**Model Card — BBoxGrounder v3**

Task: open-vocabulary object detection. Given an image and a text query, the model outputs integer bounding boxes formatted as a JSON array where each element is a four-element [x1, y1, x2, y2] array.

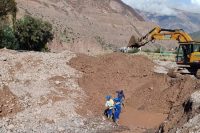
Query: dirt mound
[[69, 53, 154, 113], [69, 53, 198, 132], [0, 85, 21, 118], [157, 79, 200, 133]]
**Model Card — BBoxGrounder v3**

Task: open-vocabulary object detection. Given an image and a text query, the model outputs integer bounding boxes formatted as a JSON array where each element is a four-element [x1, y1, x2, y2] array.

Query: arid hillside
[[139, 8, 200, 33], [191, 31, 200, 41], [16, 0, 156, 54]]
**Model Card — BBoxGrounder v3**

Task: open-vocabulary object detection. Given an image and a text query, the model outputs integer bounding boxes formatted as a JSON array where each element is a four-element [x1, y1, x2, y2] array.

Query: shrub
[[0, 25, 16, 49], [0, 0, 17, 30], [154, 47, 161, 53], [15, 16, 53, 51], [143, 49, 152, 53], [128, 48, 140, 53], [0, 0, 17, 17]]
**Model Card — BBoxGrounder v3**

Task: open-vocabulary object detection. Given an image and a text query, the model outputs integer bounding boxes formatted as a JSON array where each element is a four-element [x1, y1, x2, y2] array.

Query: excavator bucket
[[127, 35, 140, 48]]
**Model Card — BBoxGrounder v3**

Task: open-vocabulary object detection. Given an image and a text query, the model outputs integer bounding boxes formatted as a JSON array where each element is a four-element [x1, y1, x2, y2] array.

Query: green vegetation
[[0, 25, 16, 49], [0, 15, 53, 51], [95, 36, 115, 50], [0, 1, 53, 51], [143, 49, 152, 52], [0, 0, 17, 17], [142, 48, 160, 53], [15, 16, 53, 51], [154, 47, 161, 53], [0, 0, 17, 30], [128, 48, 140, 53]]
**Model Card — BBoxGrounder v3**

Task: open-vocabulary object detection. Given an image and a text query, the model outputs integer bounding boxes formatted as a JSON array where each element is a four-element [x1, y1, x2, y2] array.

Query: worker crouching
[[105, 95, 114, 119]]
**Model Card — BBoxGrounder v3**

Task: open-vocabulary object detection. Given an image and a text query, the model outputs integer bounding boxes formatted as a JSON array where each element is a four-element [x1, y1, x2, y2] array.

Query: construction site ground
[[0, 49, 200, 133]]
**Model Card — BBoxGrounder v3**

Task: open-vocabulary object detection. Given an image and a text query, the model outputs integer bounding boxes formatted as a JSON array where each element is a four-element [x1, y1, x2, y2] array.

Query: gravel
[[0, 49, 114, 133]]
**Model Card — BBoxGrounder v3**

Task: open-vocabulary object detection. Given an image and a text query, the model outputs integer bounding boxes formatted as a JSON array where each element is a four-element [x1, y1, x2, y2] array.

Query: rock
[[0, 57, 7, 61], [55, 81, 61, 85], [72, 84, 77, 88], [147, 86, 153, 90], [8, 109, 13, 113], [37, 109, 41, 114], [4, 118, 9, 122], [67, 74, 70, 78], [4, 104, 9, 107], [7, 124, 15, 130], [191, 91, 200, 110], [58, 127, 65, 132]]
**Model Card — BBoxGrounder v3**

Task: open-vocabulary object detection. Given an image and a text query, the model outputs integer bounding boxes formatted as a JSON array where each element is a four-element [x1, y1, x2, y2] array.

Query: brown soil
[[0, 85, 21, 118], [69, 52, 198, 132]]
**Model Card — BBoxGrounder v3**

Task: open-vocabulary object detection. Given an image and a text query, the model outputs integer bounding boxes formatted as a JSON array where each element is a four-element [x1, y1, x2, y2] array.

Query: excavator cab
[[176, 42, 200, 66]]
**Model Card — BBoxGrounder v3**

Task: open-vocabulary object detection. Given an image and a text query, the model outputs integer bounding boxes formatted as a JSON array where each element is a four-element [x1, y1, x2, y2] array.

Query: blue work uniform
[[105, 96, 114, 118], [113, 98, 122, 122], [116, 90, 125, 105]]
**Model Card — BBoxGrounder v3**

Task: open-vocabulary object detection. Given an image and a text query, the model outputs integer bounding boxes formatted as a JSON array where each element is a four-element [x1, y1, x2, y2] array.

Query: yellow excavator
[[127, 26, 200, 77]]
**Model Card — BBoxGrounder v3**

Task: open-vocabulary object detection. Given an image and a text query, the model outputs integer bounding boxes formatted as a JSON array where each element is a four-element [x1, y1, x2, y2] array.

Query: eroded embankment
[[69, 53, 199, 132]]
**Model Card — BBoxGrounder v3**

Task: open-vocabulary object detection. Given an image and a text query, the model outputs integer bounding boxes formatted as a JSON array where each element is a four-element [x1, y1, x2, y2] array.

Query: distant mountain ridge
[[191, 31, 200, 41], [138, 8, 200, 33]]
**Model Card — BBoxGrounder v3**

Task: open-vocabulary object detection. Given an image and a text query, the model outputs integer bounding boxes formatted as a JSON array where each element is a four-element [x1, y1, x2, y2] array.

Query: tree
[[15, 16, 54, 51], [0, 0, 17, 16], [0, 0, 17, 30], [0, 26, 16, 49]]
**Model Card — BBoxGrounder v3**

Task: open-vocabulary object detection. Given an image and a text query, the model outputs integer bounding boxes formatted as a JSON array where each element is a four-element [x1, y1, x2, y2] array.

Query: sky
[[122, 0, 200, 15]]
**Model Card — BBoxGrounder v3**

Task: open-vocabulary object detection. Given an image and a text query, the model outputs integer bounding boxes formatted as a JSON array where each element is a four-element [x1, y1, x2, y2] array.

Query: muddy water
[[119, 106, 167, 132]]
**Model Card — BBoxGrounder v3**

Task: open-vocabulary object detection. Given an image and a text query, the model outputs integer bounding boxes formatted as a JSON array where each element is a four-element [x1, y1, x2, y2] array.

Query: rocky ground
[[0, 49, 118, 133]]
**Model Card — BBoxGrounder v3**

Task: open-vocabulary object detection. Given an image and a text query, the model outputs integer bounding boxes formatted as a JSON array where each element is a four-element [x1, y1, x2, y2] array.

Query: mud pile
[[69, 53, 154, 114], [158, 81, 200, 133], [69, 53, 198, 132]]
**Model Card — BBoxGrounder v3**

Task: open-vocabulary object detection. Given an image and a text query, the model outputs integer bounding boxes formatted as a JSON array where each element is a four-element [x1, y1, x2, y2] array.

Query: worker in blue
[[116, 90, 125, 107], [104, 95, 114, 119], [113, 97, 122, 125]]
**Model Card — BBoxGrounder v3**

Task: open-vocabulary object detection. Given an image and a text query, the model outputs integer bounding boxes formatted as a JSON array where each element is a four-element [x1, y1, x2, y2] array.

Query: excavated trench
[[69, 53, 199, 133]]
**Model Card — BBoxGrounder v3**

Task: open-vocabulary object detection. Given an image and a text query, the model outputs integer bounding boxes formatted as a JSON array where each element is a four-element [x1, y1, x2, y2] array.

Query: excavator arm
[[125, 26, 200, 78], [128, 26, 193, 48]]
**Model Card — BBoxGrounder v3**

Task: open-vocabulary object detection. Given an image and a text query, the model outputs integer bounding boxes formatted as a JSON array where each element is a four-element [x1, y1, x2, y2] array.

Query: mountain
[[16, 0, 156, 54], [191, 31, 200, 41], [138, 9, 200, 33]]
